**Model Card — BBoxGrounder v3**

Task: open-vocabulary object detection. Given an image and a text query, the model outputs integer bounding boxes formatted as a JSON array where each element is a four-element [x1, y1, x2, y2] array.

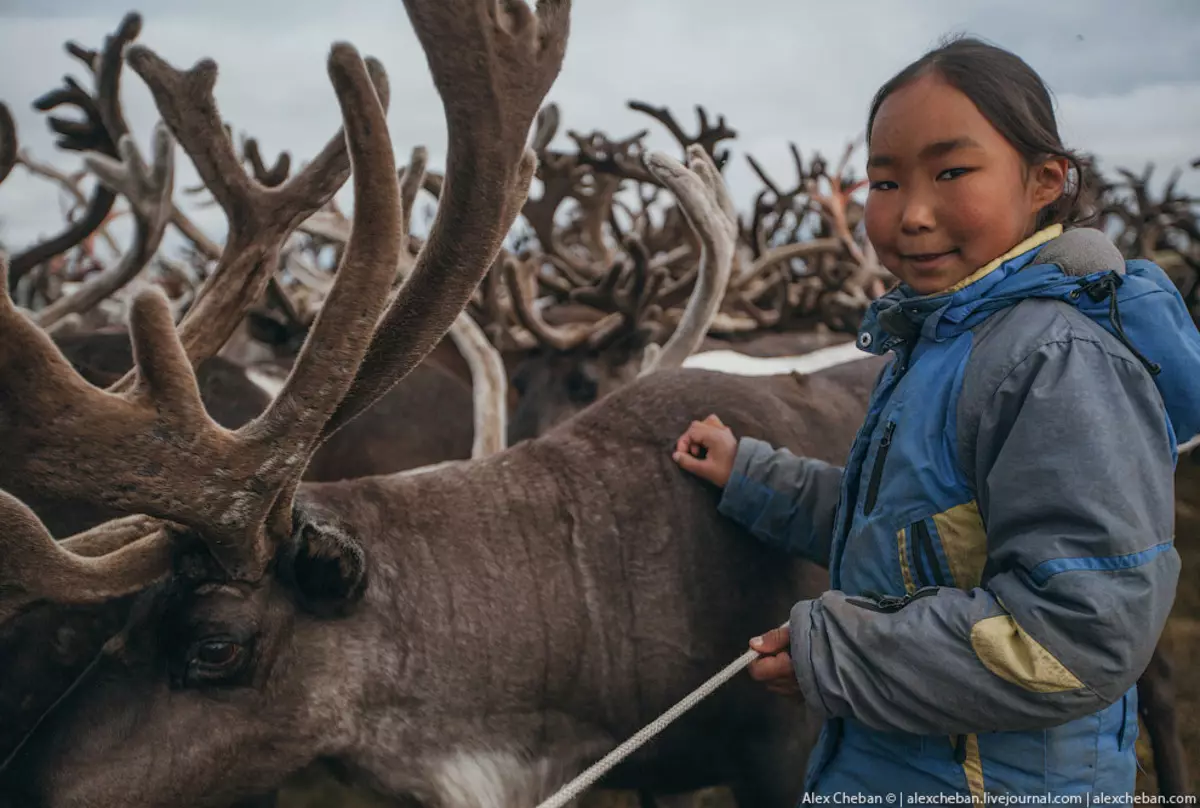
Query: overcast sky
[[0, 0, 1197, 261]]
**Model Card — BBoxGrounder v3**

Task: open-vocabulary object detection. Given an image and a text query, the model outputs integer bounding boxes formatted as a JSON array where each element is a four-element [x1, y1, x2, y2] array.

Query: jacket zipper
[[954, 733, 968, 764], [912, 520, 947, 587], [846, 587, 938, 613], [862, 420, 896, 515], [910, 522, 926, 588]]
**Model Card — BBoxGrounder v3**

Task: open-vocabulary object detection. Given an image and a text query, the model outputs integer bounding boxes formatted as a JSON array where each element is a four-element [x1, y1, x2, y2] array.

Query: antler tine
[[628, 100, 688, 153], [807, 140, 869, 268], [121, 49, 252, 218], [321, 0, 573, 436], [35, 122, 175, 328], [444, 305, 509, 458], [0, 489, 172, 626], [743, 142, 814, 258], [65, 41, 100, 73], [242, 136, 292, 188], [628, 99, 737, 167], [650, 245, 701, 310], [15, 151, 115, 257], [397, 144, 429, 264], [568, 127, 655, 185], [0, 45, 399, 582], [94, 12, 141, 142], [391, 138, 508, 451], [745, 152, 782, 198], [116, 45, 391, 378], [568, 252, 626, 309], [32, 79, 109, 154], [832, 138, 859, 191], [0, 104, 15, 188], [730, 238, 841, 292], [638, 144, 737, 375], [62, 12, 139, 140], [533, 102, 560, 154], [746, 141, 808, 205], [240, 44, 402, 565]]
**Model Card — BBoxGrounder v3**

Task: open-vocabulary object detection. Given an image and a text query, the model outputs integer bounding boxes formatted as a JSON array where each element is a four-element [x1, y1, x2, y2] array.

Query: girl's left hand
[[748, 625, 802, 700]]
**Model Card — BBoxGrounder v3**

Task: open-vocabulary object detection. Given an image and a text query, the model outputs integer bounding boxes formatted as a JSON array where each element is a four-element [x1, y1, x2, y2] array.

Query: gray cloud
[[1, 1, 1197, 256]]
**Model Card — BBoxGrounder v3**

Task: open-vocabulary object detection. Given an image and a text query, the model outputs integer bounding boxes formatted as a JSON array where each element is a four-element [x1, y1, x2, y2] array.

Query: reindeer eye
[[181, 637, 250, 687], [196, 641, 239, 666]]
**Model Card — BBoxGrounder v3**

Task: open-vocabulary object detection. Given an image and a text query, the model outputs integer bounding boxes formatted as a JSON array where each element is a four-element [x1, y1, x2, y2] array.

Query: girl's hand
[[748, 625, 802, 701], [673, 414, 737, 487]]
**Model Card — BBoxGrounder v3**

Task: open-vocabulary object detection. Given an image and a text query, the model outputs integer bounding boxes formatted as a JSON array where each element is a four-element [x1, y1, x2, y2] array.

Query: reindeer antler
[[504, 145, 739, 362], [0, 491, 173, 625], [0, 44, 399, 602], [639, 145, 737, 374], [112, 41, 390, 381], [628, 100, 737, 168], [392, 145, 509, 459], [0, 103, 16, 187], [7, 14, 139, 292], [1, 1, 574, 616], [322, 0, 572, 435], [504, 255, 623, 351], [744, 142, 814, 257], [35, 122, 176, 328]]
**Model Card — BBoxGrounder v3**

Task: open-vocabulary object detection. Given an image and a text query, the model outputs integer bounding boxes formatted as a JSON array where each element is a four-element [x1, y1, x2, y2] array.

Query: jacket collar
[[856, 225, 1064, 354]]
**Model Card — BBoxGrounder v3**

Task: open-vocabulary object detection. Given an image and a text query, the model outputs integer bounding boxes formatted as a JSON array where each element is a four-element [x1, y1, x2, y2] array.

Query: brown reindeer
[[0, 4, 897, 806]]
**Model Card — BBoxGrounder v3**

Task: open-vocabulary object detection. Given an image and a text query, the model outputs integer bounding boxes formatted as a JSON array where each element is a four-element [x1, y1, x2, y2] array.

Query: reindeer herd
[[0, 4, 1196, 807]]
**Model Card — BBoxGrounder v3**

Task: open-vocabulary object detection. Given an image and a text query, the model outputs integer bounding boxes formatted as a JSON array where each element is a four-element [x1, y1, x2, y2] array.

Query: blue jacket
[[717, 225, 1200, 799]]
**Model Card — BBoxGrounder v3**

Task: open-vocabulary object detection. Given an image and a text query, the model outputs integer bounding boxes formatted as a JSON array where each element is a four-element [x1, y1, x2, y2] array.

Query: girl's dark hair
[[866, 35, 1094, 230]]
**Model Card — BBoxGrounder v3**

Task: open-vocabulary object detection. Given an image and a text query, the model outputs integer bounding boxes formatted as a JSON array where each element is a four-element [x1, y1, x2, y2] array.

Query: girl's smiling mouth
[[901, 249, 960, 270]]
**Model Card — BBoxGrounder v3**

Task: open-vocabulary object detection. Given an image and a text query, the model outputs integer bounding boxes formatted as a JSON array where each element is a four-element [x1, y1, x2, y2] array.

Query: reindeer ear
[[279, 508, 369, 617]]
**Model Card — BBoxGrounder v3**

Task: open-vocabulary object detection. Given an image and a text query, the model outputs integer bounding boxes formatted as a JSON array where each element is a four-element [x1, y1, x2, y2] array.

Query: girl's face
[[864, 72, 1067, 295]]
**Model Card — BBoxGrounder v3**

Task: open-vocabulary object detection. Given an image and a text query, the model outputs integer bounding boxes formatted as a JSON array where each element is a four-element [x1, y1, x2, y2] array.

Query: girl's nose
[[900, 193, 936, 234]]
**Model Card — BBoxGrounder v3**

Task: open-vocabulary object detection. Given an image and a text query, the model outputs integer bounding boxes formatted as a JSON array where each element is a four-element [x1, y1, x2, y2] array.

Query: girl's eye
[[937, 167, 972, 181], [869, 180, 898, 191]]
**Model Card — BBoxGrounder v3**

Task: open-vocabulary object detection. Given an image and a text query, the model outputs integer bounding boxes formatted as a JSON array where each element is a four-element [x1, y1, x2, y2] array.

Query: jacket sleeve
[[715, 437, 844, 568], [788, 334, 1180, 735]]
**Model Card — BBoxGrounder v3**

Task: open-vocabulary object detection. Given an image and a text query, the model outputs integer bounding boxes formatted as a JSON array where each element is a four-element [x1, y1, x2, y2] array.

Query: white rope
[[534, 623, 786, 808]]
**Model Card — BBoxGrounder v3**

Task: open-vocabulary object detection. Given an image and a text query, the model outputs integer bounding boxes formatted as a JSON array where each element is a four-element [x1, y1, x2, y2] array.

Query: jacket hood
[[856, 226, 1200, 450]]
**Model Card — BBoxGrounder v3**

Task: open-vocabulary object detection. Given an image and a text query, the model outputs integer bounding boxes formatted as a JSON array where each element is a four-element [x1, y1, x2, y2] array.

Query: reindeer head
[[0, 2, 571, 805]]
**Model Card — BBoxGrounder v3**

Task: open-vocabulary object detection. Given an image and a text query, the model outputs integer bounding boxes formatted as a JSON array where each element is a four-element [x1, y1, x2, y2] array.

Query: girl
[[673, 36, 1200, 799]]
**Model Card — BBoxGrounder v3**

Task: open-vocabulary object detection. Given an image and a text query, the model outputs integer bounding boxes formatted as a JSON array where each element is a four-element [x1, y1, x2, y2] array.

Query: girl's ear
[[1030, 155, 1070, 215]]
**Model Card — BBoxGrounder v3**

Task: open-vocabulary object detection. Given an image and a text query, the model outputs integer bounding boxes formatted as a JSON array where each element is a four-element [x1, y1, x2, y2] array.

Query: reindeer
[[0, 4, 896, 807]]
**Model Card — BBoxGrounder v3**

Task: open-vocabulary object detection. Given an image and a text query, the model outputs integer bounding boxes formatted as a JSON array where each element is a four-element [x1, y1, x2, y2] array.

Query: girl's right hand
[[673, 414, 737, 488]]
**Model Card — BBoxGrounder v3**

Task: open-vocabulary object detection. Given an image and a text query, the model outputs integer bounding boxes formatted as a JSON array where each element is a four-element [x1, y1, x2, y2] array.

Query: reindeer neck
[[294, 445, 628, 759]]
